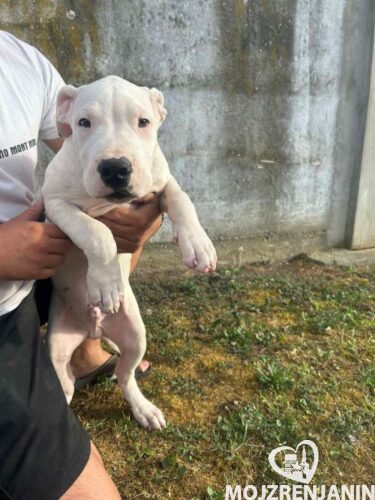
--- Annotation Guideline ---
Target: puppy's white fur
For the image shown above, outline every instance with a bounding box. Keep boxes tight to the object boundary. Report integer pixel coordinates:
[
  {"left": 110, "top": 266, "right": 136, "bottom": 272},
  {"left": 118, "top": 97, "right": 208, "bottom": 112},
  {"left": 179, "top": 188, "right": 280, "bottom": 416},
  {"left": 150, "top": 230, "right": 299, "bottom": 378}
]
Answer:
[{"left": 43, "top": 76, "right": 217, "bottom": 429}]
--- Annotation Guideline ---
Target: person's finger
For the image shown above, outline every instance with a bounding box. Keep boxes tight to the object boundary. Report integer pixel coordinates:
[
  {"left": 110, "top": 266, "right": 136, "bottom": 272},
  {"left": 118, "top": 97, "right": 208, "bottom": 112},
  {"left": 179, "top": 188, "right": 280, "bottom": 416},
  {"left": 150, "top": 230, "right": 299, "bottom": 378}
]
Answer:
[
  {"left": 13, "top": 199, "right": 45, "bottom": 222},
  {"left": 133, "top": 200, "right": 161, "bottom": 219},
  {"left": 45, "top": 237, "right": 72, "bottom": 255},
  {"left": 44, "top": 223, "right": 71, "bottom": 240},
  {"left": 128, "top": 201, "right": 162, "bottom": 225},
  {"left": 97, "top": 214, "right": 132, "bottom": 227},
  {"left": 99, "top": 217, "right": 135, "bottom": 236},
  {"left": 101, "top": 194, "right": 160, "bottom": 224},
  {"left": 131, "top": 192, "right": 159, "bottom": 206}
]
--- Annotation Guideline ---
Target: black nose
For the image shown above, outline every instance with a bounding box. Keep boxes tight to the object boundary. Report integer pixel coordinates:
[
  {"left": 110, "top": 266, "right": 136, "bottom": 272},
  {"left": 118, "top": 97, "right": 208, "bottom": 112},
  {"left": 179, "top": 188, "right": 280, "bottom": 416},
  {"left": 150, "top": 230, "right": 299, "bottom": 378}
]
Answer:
[{"left": 97, "top": 157, "right": 133, "bottom": 190}]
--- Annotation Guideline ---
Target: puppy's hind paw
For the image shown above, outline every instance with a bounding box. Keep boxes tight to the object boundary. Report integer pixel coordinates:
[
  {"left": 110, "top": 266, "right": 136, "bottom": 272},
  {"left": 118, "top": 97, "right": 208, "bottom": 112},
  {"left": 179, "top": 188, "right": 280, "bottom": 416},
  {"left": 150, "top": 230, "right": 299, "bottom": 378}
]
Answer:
[{"left": 133, "top": 401, "right": 166, "bottom": 430}]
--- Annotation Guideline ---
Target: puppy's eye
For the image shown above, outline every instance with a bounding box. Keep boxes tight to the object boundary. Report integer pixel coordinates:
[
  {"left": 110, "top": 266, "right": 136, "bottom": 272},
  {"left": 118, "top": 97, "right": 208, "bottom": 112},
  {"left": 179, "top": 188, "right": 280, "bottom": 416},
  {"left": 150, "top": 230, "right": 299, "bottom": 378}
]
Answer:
[
  {"left": 78, "top": 118, "right": 91, "bottom": 128},
  {"left": 138, "top": 118, "right": 150, "bottom": 128}
]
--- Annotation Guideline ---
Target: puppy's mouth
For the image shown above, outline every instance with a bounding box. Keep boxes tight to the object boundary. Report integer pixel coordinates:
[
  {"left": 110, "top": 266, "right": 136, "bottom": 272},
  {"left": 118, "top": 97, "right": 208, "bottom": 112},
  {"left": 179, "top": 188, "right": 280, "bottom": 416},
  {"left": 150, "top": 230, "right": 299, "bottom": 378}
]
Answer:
[{"left": 105, "top": 190, "right": 136, "bottom": 203}]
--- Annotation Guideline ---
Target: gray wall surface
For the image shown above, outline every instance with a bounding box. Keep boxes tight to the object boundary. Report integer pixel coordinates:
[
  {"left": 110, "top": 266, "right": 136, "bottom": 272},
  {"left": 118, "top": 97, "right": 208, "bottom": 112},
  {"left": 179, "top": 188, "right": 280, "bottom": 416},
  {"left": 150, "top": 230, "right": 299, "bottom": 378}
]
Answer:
[{"left": 1, "top": 1, "right": 374, "bottom": 252}]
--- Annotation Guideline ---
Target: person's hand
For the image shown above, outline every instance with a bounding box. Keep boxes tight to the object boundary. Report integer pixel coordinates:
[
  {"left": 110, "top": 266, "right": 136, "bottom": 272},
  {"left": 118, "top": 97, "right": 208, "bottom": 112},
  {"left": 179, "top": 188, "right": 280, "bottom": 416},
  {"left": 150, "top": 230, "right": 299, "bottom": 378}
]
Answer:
[
  {"left": 0, "top": 200, "right": 72, "bottom": 280},
  {"left": 97, "top": 193, "right": 163, "bottom": 253}
]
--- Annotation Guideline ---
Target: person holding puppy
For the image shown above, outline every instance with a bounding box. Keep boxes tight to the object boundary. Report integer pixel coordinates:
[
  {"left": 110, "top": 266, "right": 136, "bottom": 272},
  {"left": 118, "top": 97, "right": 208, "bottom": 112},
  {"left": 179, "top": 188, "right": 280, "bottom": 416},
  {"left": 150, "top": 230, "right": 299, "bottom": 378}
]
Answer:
[{"left": 0, "top": 30, "right": 160, "bottom": 499}]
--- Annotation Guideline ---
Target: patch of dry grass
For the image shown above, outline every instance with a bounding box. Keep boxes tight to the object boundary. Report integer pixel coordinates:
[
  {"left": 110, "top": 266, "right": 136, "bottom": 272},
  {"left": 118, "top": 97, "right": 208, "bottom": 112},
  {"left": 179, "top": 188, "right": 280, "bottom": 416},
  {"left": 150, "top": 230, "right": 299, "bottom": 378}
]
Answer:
[{"left": 71, "top": 258, "right": 375, "bottom": 498}]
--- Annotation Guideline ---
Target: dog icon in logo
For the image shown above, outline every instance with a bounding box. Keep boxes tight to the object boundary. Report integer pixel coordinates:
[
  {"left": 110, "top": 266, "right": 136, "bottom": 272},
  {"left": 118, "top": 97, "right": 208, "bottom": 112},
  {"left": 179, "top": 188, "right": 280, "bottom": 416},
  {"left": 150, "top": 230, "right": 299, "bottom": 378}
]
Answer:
[{"left": 268, "top": 440, "right": 319, "bottom": 484}]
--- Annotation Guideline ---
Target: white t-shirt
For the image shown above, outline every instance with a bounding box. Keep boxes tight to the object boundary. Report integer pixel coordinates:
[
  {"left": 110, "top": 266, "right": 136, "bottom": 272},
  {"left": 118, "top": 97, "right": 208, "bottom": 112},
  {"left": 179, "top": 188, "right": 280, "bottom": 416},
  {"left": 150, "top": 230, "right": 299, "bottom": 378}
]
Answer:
[{"left": 0, "top": 31, "right": 64, "bottom": 315}]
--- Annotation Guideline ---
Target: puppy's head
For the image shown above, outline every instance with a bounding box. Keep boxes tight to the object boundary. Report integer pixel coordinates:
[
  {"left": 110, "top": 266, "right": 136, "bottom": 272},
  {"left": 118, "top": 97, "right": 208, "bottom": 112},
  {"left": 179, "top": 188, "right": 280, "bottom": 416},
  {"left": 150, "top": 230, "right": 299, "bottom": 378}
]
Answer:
[{"left": 56, "top": 76, "right": 167, "bottom": 201}]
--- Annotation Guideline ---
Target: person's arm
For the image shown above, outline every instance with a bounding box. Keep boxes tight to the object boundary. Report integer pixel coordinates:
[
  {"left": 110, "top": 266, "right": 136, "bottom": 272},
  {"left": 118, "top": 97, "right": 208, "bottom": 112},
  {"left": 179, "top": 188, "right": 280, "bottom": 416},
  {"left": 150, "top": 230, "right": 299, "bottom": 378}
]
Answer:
[{"left": 43, "top": 139, "right": 163, "bottom": 254}]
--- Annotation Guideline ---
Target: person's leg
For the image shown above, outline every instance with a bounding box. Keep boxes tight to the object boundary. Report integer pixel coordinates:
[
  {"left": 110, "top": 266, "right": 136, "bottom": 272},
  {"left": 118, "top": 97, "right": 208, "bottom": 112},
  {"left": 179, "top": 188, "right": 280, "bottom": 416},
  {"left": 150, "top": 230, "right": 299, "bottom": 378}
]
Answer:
[
  {"left": 70, "top": 337, "right": 116, "bottom": 378},
  {"left": 0, "top": 289, "right": 113, "bottom": 499},
  {"left": 61, "top": 442, "right": 120, "bottom": 500}
]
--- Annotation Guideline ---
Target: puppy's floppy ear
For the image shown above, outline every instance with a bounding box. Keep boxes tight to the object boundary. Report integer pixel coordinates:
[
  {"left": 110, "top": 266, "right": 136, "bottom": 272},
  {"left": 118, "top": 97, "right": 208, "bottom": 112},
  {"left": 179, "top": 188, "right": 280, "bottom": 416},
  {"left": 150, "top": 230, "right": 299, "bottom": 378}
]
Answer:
[
  {"left": 149, "top": 88, "right": 167, "bottom": 124},
  {"left": 56, "top": 85, "right": 77, "bottom": 137}
]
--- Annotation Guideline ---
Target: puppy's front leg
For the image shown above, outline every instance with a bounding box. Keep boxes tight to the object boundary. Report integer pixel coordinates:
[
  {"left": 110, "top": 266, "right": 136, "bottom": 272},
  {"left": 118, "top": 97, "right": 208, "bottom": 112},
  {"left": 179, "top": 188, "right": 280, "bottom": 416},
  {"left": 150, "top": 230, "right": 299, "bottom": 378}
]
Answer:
[
  {"left": 44, "top": 198, "right": 124, "bottom": 313},
  {"left": 160, "top": 176, "right": 217, "bottom": 272}
]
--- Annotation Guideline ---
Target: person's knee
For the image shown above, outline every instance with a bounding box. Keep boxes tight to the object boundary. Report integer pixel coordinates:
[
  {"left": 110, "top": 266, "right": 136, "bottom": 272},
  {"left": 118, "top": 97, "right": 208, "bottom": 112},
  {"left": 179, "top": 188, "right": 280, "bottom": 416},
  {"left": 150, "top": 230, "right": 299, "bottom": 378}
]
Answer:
[{"left": 61, "top": 442, "right": 120, "bottom": 500}]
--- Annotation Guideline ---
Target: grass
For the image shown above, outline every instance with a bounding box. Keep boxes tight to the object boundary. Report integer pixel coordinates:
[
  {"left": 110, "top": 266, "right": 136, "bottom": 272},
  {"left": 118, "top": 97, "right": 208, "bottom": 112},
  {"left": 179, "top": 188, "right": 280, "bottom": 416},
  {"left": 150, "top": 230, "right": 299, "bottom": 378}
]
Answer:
[{"left": 71, "top": 257, "right": 375, "bottom": 498}]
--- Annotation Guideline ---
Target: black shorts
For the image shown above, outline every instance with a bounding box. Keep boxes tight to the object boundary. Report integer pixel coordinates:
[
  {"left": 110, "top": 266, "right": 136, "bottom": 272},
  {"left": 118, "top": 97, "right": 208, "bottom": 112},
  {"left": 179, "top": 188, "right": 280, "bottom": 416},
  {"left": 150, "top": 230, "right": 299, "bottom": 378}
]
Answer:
[{"left": 0, "top": 281, "right": 90, "bottom": 500}]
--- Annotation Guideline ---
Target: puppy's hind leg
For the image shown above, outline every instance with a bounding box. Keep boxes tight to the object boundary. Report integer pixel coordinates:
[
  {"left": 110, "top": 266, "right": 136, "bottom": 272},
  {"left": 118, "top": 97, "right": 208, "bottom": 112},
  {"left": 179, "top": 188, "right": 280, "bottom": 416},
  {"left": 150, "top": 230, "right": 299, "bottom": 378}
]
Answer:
[
  {"left": 47, "top": 296, "right": 89, "bottom": 404},
  {"left": 102, "top": 285, "right": 166, "bottom": 430}
]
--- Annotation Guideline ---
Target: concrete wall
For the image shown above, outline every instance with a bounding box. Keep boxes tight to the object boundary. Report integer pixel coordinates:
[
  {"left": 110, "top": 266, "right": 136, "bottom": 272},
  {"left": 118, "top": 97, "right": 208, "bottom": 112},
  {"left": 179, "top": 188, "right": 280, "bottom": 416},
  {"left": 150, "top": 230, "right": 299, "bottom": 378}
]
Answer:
[
  {"left": 350, "top": 29, "right": 375, "bottom": 250},
  {"left": 1, "top": 1, "right": 374, "bottom": 255},
  {"left": 329, "top": 0, "right": 374, "bottom": 248}
]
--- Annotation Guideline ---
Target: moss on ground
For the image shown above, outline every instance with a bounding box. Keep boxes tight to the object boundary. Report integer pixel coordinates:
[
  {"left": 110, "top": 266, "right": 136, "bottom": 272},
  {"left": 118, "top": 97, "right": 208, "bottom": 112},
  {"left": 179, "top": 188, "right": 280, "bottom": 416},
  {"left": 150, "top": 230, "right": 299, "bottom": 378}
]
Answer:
[{"left": 72, "top": 258, "right": 375, "bottom": 498}]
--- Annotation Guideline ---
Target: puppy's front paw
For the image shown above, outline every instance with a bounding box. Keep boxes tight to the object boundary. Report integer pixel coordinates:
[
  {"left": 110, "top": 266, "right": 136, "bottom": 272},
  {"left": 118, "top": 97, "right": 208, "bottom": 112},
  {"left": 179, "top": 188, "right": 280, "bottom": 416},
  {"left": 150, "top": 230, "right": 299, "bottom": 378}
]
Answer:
[
  {"left": 87, "top": 260, "right": 124, "bottom": 314},
  {"left": 176, "top": 226, "right": 217, "bottom": 273}
]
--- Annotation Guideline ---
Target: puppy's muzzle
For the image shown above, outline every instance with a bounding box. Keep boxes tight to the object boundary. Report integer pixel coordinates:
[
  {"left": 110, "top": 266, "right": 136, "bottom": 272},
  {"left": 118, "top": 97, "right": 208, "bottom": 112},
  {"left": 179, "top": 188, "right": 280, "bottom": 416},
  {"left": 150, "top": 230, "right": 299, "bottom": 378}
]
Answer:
[{"left": 97, "top": 157, "right": 133, "bottom": 190}]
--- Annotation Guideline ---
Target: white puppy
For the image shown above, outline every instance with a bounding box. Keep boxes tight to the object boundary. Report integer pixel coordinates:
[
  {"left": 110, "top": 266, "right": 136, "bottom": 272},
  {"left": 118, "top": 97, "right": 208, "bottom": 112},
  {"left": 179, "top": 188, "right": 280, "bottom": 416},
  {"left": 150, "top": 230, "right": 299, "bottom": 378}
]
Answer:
[{"left": 42, "top": 76, "right": 216, "bottom": 430}]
